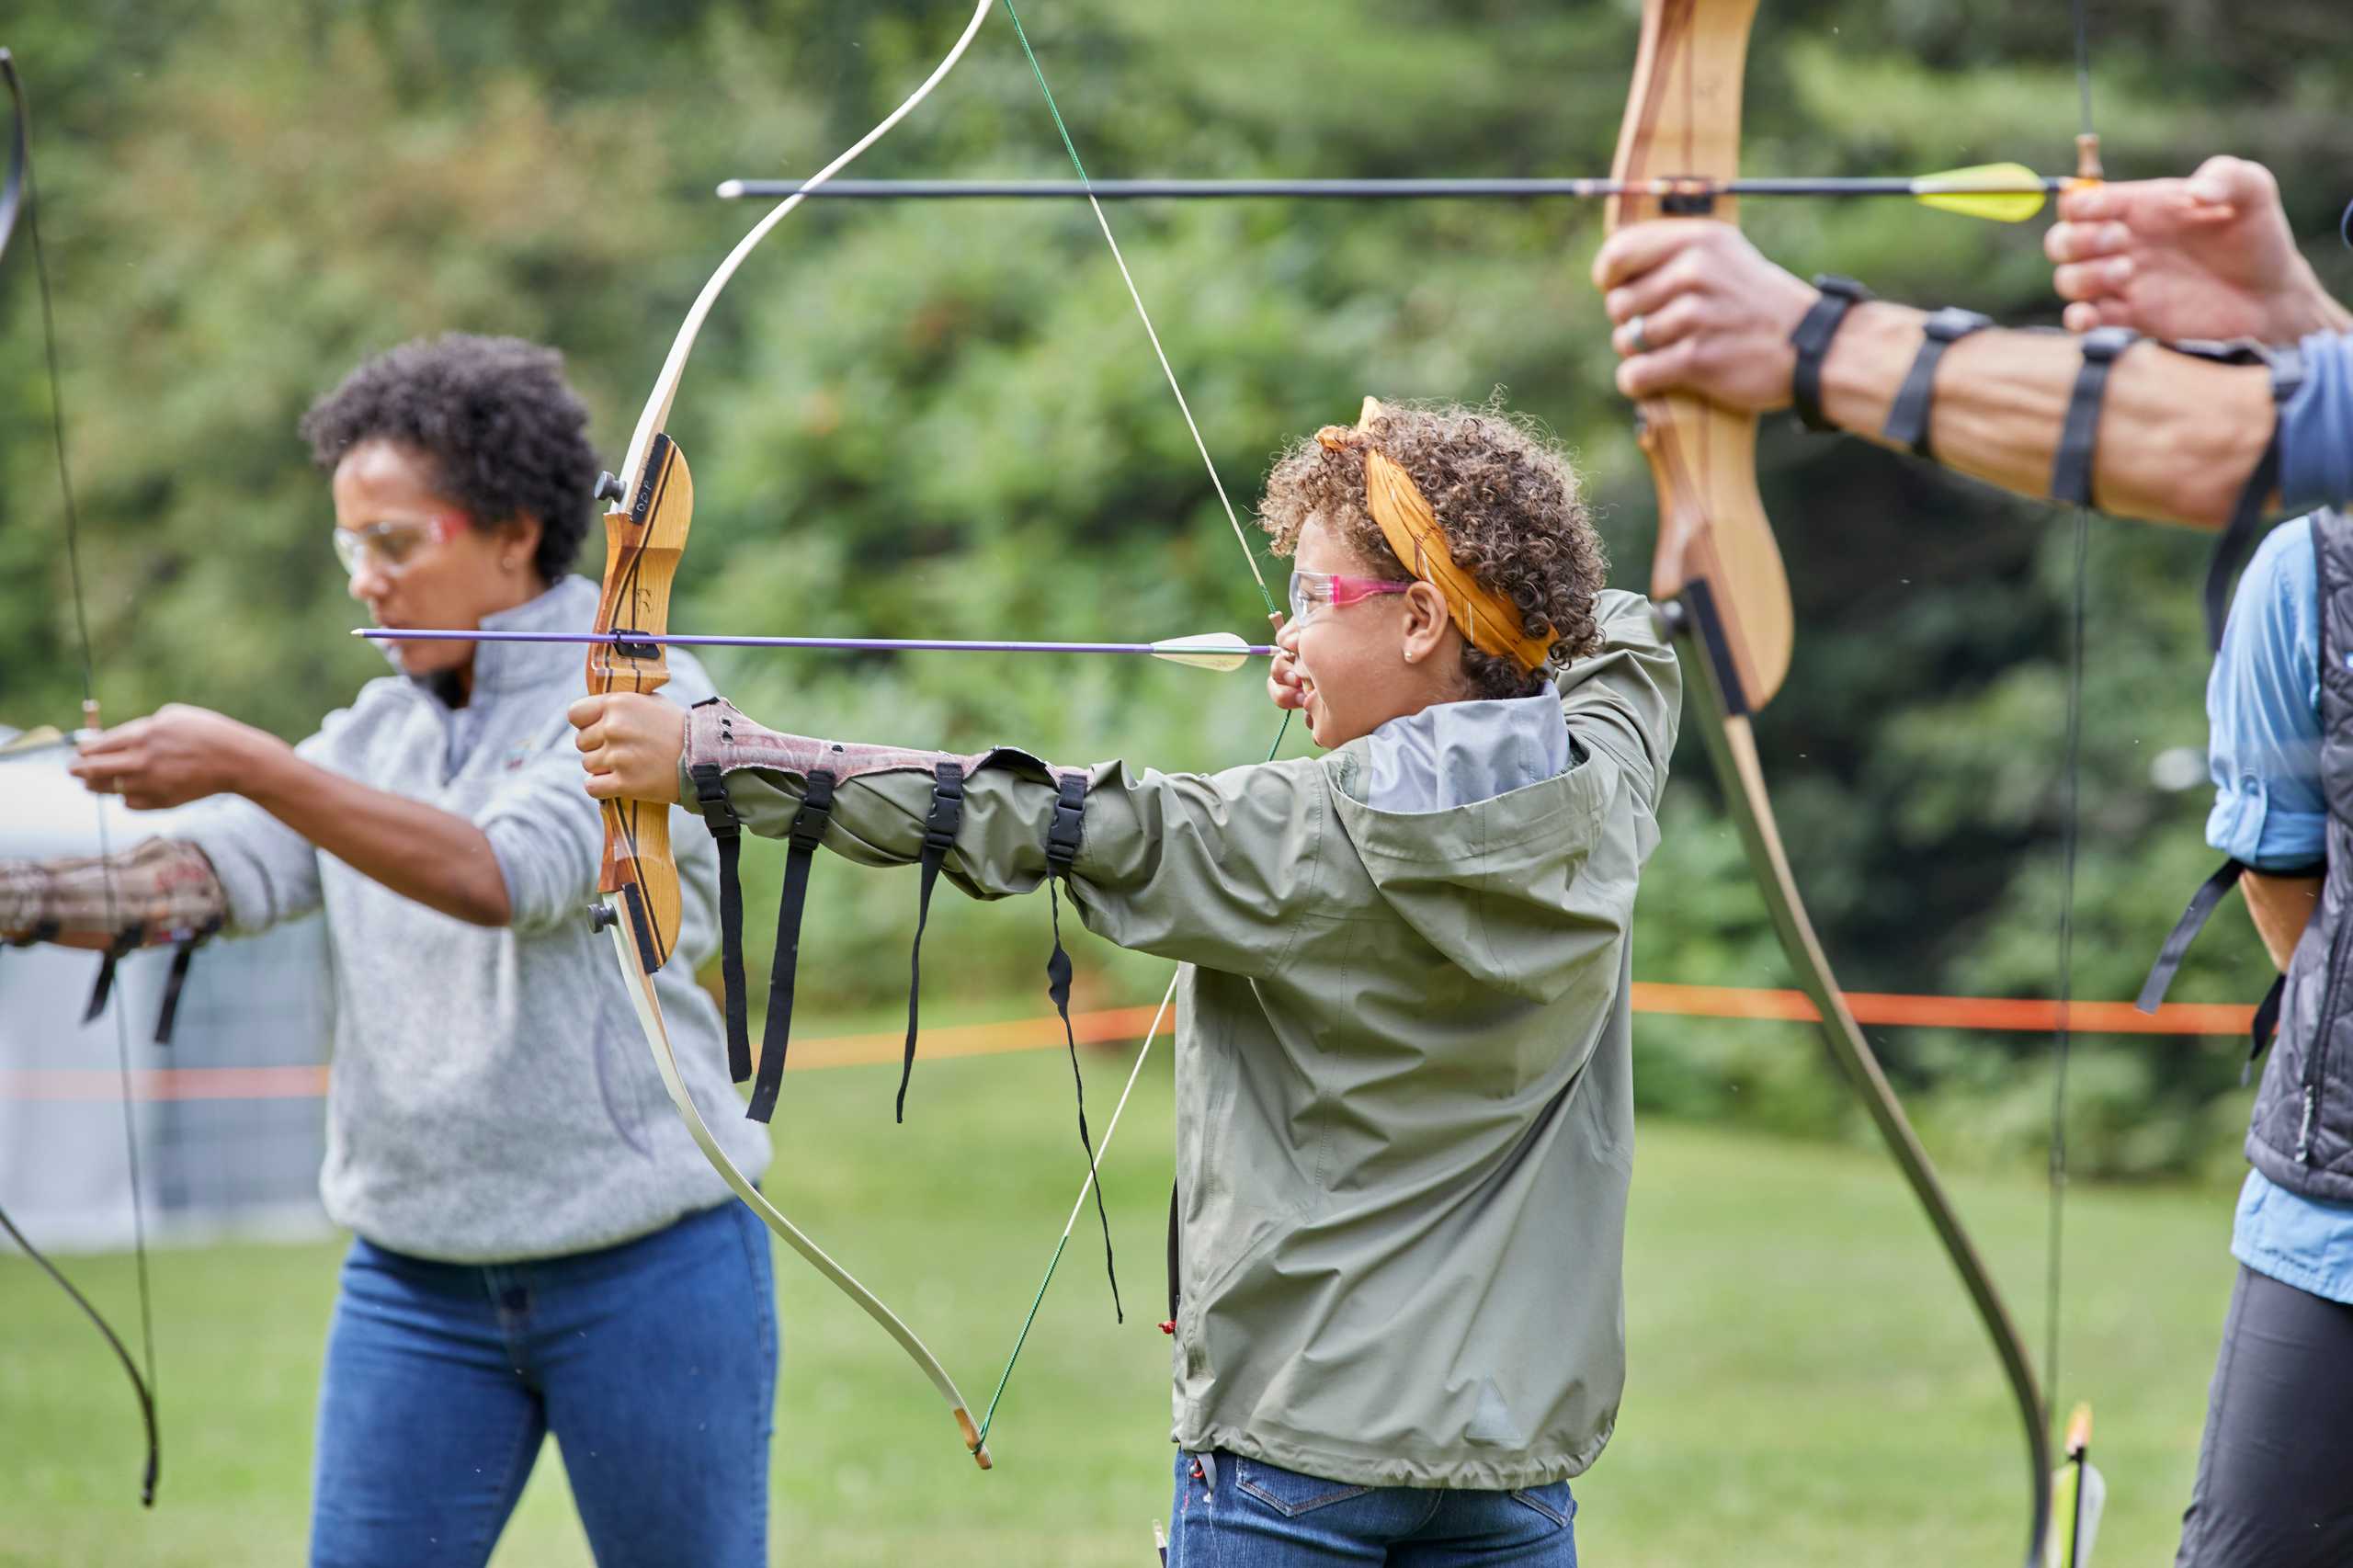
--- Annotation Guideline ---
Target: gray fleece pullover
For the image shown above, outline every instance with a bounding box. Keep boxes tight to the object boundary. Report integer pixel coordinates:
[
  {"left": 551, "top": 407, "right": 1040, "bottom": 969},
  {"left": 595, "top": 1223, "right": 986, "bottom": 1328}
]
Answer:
[{"left": 180, "top": 575, "right": 763, "bottom": 1262}]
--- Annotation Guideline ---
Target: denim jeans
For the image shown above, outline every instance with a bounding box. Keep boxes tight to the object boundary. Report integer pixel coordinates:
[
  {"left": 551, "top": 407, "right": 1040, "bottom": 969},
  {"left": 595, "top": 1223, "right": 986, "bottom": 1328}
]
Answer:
[
  {"left": 309, "top": 1201, "right": 776, "bottom": 1568},
  {"left": 1168, "top": 1449, "right": 1577, "bottom": 1565}
]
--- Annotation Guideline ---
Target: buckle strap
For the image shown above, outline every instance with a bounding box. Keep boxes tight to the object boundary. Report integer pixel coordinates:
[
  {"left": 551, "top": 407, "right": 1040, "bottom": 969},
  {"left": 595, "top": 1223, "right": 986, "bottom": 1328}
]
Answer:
[
  {"left": 691, "top": 763, "right": 753, "bottom": 1084},
  {"left": 2050, "top": 326, "right": 2141, "bottom": 506},
  {"left": 1789, "top": 275, "right": 1875, "bottom": 433},
  {"left": 1881, "top": 306, "right": 1991, "bottom": 459},
  {"left": 152, "top": 916, "right": 222, "bottom": 1047},
  {"left": 898, "top": 762, "right": 967, "bottom": 1124},
  {"left": 1042, "top": 772, "right": 1118, "bottom": 1319},
  {"left": 2247, "top": 972, "right": 2288, "bottom": 1087},
  {"left": 746, "top": 769, "right": 836, "bottom": 1124},
  {"left": 83, "top": 922, "right": 147, "bottom": 1025},
  {"left": 2136, "top": 858, "right": 2248, "bottom": 1014}
]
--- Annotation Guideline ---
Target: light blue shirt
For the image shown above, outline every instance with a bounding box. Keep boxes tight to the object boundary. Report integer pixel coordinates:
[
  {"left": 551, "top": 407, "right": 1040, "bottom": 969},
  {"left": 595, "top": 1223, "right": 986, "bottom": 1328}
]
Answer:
[
  {"left": 2207, "top": 515, "right": 2353, "bottom": 1302},
  {"left": 2278, "top": 331, "right": 2353, "bottom": 515}
]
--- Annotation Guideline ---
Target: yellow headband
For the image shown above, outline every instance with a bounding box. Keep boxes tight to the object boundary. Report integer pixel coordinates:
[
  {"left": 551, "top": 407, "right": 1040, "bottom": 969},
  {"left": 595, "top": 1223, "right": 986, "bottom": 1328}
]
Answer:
[{"left": 1313, "top": 398, "right": 1553, "bottom": 674}]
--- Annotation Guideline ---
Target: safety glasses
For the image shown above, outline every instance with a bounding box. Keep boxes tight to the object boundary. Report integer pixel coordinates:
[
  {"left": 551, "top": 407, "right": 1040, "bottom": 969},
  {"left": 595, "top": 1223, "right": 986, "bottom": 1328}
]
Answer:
[
  {"left": 332, "top": 514, "right": 465, "bottom": 578},
  {"left": 1285, "top": 569, "right": 1414, "bottom": 628}
]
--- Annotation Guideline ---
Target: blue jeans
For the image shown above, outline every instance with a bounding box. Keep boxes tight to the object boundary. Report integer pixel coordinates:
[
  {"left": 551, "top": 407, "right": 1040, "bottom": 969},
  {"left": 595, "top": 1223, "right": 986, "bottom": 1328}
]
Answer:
[
  {"left": 309, "top": 1202, "right": 776, "bottom": 1568},
  {"left": 1168, "top": 1449, "right": 1577, "bottom": 1566}
]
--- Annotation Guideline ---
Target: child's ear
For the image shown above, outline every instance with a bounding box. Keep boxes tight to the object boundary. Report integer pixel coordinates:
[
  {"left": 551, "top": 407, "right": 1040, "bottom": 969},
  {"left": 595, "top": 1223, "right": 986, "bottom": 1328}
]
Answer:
[{"left": 1399, "top": 580, "right": 1454, "bottom": 665}]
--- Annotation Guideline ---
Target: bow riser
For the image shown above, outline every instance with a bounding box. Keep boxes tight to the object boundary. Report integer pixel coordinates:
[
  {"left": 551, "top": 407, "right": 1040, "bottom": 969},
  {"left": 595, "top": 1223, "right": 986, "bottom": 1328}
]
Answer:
[
  {"left": 1608, "top": 0, "right": 1792, "bottom": 711},
  {"left": 588, "top": 433, "right": 692, "bottom": 972}
]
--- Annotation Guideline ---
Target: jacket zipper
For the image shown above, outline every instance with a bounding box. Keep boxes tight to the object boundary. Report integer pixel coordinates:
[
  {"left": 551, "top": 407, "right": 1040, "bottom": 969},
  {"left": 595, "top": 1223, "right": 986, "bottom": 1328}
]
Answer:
[{"left": 2302, "top": 895, "right": 2353, "bottom": 1165}]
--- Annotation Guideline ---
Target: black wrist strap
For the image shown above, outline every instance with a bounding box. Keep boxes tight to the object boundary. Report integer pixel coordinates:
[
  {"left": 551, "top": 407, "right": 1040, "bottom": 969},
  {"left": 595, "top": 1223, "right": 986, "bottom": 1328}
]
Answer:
[
  {"left": 2050, "top": 326, "right": 2142, "bottom": 506},
  {"left": 1883, "top": 307, "right": 1993, "bottom": 458},
  {"left": 1790, "top": 276, "right": 1875, "bottom": 432},
  {"left": 897, "top": 761, "right": 966, "bottom": 1123}
]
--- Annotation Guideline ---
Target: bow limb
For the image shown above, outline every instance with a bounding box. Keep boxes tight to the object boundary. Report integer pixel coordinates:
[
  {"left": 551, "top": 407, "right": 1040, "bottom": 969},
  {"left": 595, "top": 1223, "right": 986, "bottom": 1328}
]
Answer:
[
  {"left": 610, "top": 0, "right": 995, "bottom": 495},
  {"left": 584, "top": 2, "right": 997, "bottom": 1470},
  {"left": 1609, "top": 4, "right": 2049, "bottom": 1562},
  {"left": 604, "top": 922, "right": 992, "bottom": 1468},
  {"left": 0, "top": 46, "right": 162, "bottom": 1508}
]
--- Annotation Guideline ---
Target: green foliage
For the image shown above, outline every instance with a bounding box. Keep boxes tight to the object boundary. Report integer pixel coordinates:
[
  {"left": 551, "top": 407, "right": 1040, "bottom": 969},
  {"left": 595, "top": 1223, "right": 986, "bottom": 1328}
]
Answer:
[{"left": 4, "top": 0, "right": 2346, "bottom": 1173}]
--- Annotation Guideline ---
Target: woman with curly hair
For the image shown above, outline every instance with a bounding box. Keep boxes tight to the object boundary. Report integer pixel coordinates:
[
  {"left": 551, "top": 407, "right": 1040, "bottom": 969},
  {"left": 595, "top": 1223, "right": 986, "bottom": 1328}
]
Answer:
[
  {"left": 1, "top": 335, "right": 770, "bottom": 1567},
  {"left": 569, "top": 395, "right": 1679, "bottom": 1566}
]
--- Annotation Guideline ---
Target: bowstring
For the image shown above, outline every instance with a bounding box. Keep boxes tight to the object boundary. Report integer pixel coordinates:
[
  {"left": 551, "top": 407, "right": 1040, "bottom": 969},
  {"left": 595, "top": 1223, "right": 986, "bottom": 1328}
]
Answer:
[
  {"left": 977, "top": 0, "right": 1292, "bottom": 1447},
  {"left": 3, "top": 50, "right": 162, "bottom": 1505},
  {"left": 2043, "top": 0, "right": 2101, "bottom": 1467}
]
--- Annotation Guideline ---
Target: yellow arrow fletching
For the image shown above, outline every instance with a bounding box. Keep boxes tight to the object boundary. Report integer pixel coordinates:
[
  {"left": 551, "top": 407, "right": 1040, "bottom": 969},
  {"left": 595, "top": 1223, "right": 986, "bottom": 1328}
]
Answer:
[
  {"left": 1910, "top": 163, "right": 2051, "bottom": 223},
  {"left": 1148, "top": 632, "right": 1253, "bottom": 672}
]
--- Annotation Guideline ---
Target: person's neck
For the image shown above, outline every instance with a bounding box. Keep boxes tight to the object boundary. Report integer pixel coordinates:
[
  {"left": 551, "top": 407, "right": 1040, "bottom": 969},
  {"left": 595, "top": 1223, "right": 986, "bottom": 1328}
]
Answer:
[{"left": 448, "top": 574, "right": 552, "bottom": 708}]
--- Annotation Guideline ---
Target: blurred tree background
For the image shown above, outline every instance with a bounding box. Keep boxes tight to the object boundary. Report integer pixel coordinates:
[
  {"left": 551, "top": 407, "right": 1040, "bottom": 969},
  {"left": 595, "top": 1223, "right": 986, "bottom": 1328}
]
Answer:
[{"left": 4, "top": 0, "right": 2347, "bottom": 1182}]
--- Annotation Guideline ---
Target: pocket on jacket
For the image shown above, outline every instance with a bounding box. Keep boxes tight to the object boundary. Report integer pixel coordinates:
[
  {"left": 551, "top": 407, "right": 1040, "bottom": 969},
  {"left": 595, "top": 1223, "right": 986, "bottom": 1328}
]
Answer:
[{"left": 1233, "top": 1457, "right": 1373, "bottom": 1518}]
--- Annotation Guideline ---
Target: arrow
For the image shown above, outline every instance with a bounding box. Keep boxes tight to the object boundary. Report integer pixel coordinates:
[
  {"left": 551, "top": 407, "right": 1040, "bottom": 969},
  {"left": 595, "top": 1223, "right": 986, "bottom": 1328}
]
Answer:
[
  {"left": 717, "top": 163, "right": 2065, "bottom": 222},
  {"left": 356, "top": 627, "right": 1272, "bottom": 672}
]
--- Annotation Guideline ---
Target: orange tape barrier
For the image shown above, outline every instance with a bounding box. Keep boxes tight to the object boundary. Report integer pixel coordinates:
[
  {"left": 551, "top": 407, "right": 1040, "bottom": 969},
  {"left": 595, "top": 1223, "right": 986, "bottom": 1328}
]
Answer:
[{"left": 0, "top": 984, "right": 2256, "bottom": 1103}]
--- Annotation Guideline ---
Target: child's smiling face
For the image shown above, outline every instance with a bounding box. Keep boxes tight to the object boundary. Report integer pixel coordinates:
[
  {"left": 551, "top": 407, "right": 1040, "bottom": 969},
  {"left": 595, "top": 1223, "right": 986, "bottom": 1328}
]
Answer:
[{"left": 1277, "top": 516, "right": 1469, "bottom": 747}]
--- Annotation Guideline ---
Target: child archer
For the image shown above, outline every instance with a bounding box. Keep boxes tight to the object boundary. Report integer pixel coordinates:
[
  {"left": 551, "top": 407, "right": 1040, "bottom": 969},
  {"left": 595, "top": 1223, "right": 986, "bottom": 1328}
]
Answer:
[{"left": 568, "top": 396, "right": 1678, "bottom": 1565}]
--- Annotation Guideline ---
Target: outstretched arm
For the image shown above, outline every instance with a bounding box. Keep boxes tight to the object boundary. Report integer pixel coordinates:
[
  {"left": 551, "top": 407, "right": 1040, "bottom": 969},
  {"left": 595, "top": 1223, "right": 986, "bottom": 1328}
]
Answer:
[
  {"left": 74, "top": 704, "right": 516, "bottom": 926},
  {"left": 1592, "top": 219, "right": 2282, "bottom": 530}
]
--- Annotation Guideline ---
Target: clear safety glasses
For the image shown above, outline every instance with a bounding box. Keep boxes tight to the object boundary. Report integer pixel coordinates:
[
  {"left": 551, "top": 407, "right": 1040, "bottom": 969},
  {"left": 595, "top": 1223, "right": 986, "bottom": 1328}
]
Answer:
[
  {"left": 332, "top": 514, "right": 464, "bottom": 579},
  {"left": 1285, "top": 569, "right": 1414, "bottom": 628}
]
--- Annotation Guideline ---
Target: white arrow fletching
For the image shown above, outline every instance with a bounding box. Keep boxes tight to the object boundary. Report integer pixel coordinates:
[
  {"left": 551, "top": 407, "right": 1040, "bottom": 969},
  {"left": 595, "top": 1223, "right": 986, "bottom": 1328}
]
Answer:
[{"left": 1148, "top": 631, "right": 1254, "bottom": 671}]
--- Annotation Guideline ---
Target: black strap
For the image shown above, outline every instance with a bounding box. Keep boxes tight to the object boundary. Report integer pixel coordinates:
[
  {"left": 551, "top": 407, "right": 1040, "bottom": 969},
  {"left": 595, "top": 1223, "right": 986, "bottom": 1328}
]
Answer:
[
  {"left": 151, "top": 917, "right": 221, "bottom": 1046},
  {"left": 1882, "top": 307, "right": 1992, "bottom": 459},
  {"left": 1165, "top": 1176, "right": 1182, "bottom": 1330},
  {"left": 2246, "top": 972, "right": 2289, "bottom": 1086},
  {"left": 1790, "top": 275, "right": 1875, "bottom": 433},
  {"left": 690, "top": 761, "right": 752, "bottom": 1085},
  {"left": 1043, "top": 773, "right": 1119, "bottom": 1319},
  {"left": 745, "top": 770, "right": 835, "bottom": 1124},
  {"left": 2136, "top": 858, "right": 2248, "bottom": 1014},
  {"left": 2198, "top": 347, "right": 2305, "bottom": 651},
  {"left": 2050, "top": 326, "right": 2142, "bottom": 506},
  {"left": 897, "top": 762, "right": 966, "bottom": 1123},
  {"left": 82, "top": 923, "right": 144, "bottom": 1025}
]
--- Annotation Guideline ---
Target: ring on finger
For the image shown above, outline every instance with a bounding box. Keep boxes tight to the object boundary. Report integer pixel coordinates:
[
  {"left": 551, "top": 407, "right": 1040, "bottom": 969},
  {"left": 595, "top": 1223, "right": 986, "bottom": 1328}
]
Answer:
[{"left": 1628, "top": 313, "right": 1652, "bottom": 354}]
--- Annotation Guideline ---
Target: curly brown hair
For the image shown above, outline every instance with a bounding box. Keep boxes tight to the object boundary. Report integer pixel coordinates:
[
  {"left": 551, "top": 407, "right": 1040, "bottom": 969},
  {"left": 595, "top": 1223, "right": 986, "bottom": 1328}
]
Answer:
[{"left": 1256, "top": 396, "right": 1608, "bottom": 699}]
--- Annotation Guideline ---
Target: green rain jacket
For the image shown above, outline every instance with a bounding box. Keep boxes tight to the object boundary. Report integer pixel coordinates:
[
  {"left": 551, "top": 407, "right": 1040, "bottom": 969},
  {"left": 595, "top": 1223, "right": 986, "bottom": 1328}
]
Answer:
[{"left": 678, "top": 589, "right": 1678, "bottom": 1490}]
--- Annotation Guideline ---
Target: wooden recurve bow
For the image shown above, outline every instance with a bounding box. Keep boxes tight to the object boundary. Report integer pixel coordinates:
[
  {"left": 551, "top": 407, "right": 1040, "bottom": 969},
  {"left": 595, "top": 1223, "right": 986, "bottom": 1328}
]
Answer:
[{"left": 1606, "top": 4, "right": 2052, "bottom": 1562}]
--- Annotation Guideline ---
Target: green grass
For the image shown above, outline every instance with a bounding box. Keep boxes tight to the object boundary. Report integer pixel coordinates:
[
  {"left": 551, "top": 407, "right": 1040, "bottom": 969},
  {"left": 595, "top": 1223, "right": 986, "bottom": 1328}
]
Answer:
[{"left": 0, "top": 1040, "right": 2235, "bottom": 1566}]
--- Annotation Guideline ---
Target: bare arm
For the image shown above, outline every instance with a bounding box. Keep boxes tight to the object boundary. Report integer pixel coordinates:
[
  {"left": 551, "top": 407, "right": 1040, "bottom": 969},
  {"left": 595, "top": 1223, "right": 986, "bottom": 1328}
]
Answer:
[
  {"left": 1594, "top": 220, "right": 2284, "bottom": 531},
  {"left": 72, "top": 704, "right": 514, "bottom": 926},
  {"left": 2240, "top": 870, "right": 2322, "bottom": 971},
  {"left": 1817, "top": 301, "right": 2278, "bottom": 529}
]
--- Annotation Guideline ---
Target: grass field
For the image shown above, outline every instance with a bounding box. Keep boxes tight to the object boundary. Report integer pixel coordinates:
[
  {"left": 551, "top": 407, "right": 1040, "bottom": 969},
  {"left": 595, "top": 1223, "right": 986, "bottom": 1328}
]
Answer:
[{"left": 0, "top": 1032, "right": 2236, "bottom": 1566}]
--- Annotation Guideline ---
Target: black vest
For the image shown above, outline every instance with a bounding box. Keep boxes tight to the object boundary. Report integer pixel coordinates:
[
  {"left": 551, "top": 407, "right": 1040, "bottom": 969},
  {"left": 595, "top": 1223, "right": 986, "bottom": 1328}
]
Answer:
[{"left": 2251, "top": 511, "right": 2353, "bottom": 1200}]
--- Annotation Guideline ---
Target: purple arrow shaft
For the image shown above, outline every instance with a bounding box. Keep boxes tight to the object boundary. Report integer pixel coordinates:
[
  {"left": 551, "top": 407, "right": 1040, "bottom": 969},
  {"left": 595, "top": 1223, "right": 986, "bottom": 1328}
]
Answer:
[{"left": 357, "top": 629, "right": 1275, "bottom": 656}]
